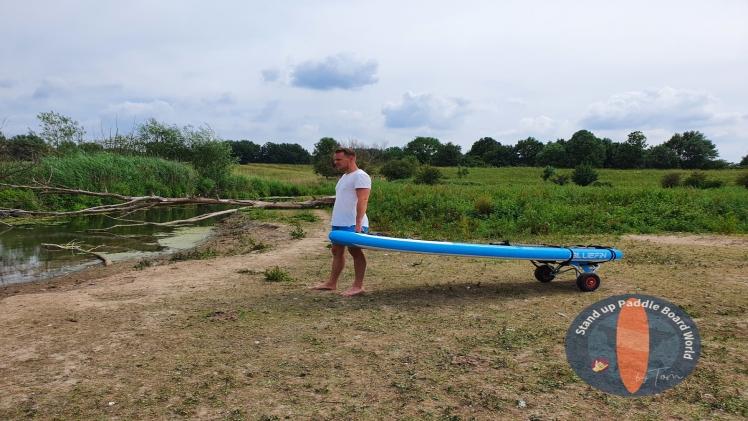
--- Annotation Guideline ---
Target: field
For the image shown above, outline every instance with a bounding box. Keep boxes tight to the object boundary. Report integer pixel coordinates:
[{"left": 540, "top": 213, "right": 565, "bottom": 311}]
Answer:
[
  {"left": 237, "top": 164, "right": 748, "bottom": 239},
  {"left": 0, "top": 164, "right": 746, "bottom": 419}
]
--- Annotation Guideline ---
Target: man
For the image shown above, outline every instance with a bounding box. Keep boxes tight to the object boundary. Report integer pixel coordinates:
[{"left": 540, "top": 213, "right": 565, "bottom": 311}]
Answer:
[{"left": 311, "top": 147, "right": 371, "bottom": 297}]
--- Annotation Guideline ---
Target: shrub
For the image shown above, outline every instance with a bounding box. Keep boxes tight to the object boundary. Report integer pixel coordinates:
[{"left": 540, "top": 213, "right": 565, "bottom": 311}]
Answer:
[
  {"left": 571, "top": 164, "right": 598, "bottom": 186},
  {"left": 684, "top": 171, "right": 724, "bottom": 189},
  {"left": 541, "top": 166, "right": 556, "bottom": 181},
  {"left": 456, "top": 166, "right": 469, "bottom": 178},
  {"left": 380, "top": 158, "right": 417, "bottom": 181},
  {"left": 474, "top": 196, "right": 494, "bottom": 216},
  {"left": 661, "top": 172, "right": 681, "bottom": 188},
  {"left": 735, "top": 172, "right": 748, "bottom": 189},
  {"left": 414, "top": 166, "right": 442, "bottom": 185},
  {"left": 551, "top": 174, "right": 570, "bottom": 185},
  {"left": 264, "top": 266, "right": 293, "bottom": 282}
]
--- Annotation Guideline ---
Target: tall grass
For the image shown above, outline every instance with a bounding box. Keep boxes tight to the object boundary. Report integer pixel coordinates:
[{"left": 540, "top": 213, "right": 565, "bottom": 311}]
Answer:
[
  {"left": 368, "top": 182, "right": 747, "bottom": 239},
  {"left": 0, "top": 153, "right": 328, "bottom": 211}
]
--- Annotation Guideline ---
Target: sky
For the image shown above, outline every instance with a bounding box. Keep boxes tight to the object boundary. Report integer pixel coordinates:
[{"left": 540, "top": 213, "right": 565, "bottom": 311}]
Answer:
[{"left": 1, "top": 0, "right": 747, "bottom": 161}]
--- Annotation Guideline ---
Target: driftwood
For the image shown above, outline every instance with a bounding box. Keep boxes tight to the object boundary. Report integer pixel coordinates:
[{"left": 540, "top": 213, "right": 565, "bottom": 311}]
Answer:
[
  {"left": 0, "top": 182, "right": 336, "bottom": 218},
  {"left": 41, "top": 241, "right": 112, "bottom": 266}
]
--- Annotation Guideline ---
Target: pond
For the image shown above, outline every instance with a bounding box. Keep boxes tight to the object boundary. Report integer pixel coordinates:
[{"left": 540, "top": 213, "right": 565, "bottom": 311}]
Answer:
[{"left": 0, "top": 204, "right": 234, "bottom": 285}]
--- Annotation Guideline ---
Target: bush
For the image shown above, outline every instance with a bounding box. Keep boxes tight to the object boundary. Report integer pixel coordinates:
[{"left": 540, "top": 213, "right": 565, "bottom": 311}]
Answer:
[
  {"left": 684, "top": 171, "right": 724, "bottom": 189},
  {"left": 414, "top": 166, "right": 443, "bottom": 184},
  {"left": 474, "top": 196, "right": 494, "bottom": 216},
  {"left": 380, "top": 158, "right": 417, "bottom": 181},
  {"left": 661, "top": 172, "right": 682, "bottom": 188},
  {"left": 456, "top": 166, "right": 469, "bottom": 178},
  {"left": 571, "top": 164, "right": 599, "bottom": 186},
  {"left": 736, "top": 172, "right": 748, "bottom": 189},
  {"left": 551, "top": 174, "right": 570, "bottom": 185},
  {"left": 541, "top": 166, "right": 556, "bottom": 181}
]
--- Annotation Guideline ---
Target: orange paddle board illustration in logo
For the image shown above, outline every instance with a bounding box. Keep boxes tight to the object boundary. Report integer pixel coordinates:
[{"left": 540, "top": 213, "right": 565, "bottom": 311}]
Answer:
[{"left": 616, "top": 297, "right": 650, "bottom": 394}]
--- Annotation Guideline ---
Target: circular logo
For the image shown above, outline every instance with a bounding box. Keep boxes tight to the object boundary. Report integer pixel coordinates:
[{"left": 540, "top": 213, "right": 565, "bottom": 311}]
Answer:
[{"left": 565, "top": 294, "right": 700, "bottom": 396}]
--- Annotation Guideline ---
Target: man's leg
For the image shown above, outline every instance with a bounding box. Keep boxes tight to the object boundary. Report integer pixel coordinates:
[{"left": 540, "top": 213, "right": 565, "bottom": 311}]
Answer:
[
  {"left": 341, "top": 246, "right": 366, "bottom": 296},
  {"left": 310, "top": 244, "right": 345, "bottom": 290}
]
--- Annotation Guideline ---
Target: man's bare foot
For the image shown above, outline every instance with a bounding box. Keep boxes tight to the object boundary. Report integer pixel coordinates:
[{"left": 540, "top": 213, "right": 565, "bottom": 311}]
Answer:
[
  {"left": 340, "top": 286, "right": 366, "bottom": 297},
  {"left": 309, "top": 282, "right": 336, "bottom": 291}
]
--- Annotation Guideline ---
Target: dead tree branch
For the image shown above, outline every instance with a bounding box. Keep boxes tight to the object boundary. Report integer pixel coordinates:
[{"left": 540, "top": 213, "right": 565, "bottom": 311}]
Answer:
[{"left": 41, "top": 241, "right": 112, "bottom": 266}]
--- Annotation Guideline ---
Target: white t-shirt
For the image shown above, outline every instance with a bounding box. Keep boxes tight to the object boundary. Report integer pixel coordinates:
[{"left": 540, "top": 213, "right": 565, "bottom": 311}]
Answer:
[{"left": 331, "top": 169, "right": 371, "bottom": 227}]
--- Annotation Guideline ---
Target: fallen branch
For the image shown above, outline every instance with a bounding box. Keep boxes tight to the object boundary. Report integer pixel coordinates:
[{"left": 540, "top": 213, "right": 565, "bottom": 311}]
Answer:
[
  {"left": 0, "top": 183, "right": 335, "bottom": 218},
  {"left": 41, "top": 241, "right": 112, "bottom": 266},
  {"left": 88, "top": 207, "right": 248, "bottom": 231}
]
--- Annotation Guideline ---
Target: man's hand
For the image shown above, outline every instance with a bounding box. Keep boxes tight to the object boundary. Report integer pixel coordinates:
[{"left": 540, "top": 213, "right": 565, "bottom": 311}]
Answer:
[{"left": 355, "top": 223, "right": 362, "bottom": 233}]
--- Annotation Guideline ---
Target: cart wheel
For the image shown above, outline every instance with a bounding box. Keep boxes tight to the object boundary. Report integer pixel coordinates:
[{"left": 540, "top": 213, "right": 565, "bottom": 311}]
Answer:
[
  {"left": 576, "top": 273, "right": 601, "bottom": 292},
  {"left": 534, "top": 265, "right": 555, "bottom": 283}
]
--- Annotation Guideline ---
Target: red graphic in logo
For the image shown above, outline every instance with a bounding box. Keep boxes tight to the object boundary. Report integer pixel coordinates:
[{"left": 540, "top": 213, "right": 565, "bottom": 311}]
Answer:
[{"left": 591, "top": 357, "right": 609, "bottom": 372}]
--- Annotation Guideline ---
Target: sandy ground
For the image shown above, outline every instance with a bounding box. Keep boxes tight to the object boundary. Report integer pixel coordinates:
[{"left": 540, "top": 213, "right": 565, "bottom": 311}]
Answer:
[{"left": 1, "top": 212, "right": 746, "bottom": 420}]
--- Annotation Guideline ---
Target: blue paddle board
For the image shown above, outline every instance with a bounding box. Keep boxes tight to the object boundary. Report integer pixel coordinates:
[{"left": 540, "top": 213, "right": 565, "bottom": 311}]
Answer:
[{"left": 328, "top": 231, "right": 623, "bottom": 263}]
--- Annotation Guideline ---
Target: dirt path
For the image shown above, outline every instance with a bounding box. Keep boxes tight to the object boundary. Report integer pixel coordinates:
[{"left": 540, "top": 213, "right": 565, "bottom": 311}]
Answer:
[{"left": 0, "top": 209, "right": 331, "bottom": 324}]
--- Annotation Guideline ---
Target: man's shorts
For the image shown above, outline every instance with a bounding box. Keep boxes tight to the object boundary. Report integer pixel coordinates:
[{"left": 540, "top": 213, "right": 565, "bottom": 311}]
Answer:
[{"left": 331, "top": 225, "right": 369, "bottom": 233}]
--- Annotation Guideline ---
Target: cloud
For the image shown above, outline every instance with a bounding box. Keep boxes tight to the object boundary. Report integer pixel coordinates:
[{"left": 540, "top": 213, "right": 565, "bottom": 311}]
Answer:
[
  {"left": 0, "top": 79, "right": 14, "bottom": 88},
  {"left": 382, "top": 92, "right": 469, "bottom": 129},
  {"left": 290, "top": 53, "right": 378, "bottom": 90},
  {"left": 102, "top": 99, "right": 175, "bottom": 119},
  {"left": 254, "top": 101, "right": 279, "bottom": 122},
  {"left": 580, "top": 87, "right": 740, "bottom": 130},
  {"left": 31, "top": 78, "right": 71, "bottom": 99},
  {"left": 261, "top": 68, "right": 280, "bottom": 82}
]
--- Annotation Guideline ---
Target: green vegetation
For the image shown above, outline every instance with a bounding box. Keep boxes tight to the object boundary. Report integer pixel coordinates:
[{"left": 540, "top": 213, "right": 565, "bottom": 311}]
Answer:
[
  {"left": 242, "top": 164, "right": 747, "bottom": 238},
  {"left": 263, "top": 266, "right": 293, "bottom": 282}
]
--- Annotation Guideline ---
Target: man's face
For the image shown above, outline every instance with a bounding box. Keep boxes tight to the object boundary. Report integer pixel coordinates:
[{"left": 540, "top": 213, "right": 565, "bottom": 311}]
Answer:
[{"left": 333, "top": 152, "right": 352, "bottom": 171}]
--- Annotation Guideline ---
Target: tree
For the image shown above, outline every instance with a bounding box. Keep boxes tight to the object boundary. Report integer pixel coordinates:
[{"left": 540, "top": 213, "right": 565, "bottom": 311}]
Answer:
[
  {"left": 230, "top": 140, "right": 262, "bottom": 164},
  {"left": 740, "top": 155, "right": 748, "bottom": 167},
  {"left": 565, "top": 130, "right": 606, "bottom": 167},
  {"left": 432, "top": 142, "right": 462, "bottom": 166},
  {"left": 664, "top": 131, "right": 718, "bottom": 169},
  {"left": 467, "top": 137, "right": 500, "bottom": 165},
  {"left": 382, "top": 146, "right": 405, "bottom": 161},
  {"left": 514, "top": 137, "right": 544, "bottom": 166},
  {"left": 404, "top": 137, "right": 441, "bottom": 164},
  {"left": 645, "top": 144, "right": 680, "bottom": 168},
  {"left": 136, "top": 118, "right": 189, "bottom": 161},
  {"left": 606, "top": 131, "right": 648, "bottom": 169},
  {"left": 37, "top": 111, "right": 86, "bottom": 148},
  {"left": 536, "top": 141, "right": 568, "bottom": 167},
  {"left": 312, "top": 137, "right": 340, "bottom": 177},
  {"left": 260, "top": 142, "right": 311, "bottom": 164},
  {"left": 483, "top": 143, "right": 515, "bottom": 167}
]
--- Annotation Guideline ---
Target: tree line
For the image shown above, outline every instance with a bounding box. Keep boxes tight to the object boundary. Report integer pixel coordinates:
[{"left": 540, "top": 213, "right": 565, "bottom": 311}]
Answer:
[{"left": 2, "top": 112, "right": 746, "bottom": 171}]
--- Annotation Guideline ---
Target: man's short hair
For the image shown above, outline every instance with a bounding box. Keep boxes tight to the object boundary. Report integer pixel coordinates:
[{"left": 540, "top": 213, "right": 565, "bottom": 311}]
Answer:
[{"left": 334, "top": 147, "right": 356, "bottom": 157}]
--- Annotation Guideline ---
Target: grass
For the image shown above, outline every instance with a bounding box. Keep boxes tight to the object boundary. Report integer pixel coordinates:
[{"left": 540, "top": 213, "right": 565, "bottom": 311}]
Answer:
[
  {"left": 2, "top": 226, "right": 745, "bottom": 419},
  {"left": 236, "top": 164, "right": 748, "bottom": 238}
]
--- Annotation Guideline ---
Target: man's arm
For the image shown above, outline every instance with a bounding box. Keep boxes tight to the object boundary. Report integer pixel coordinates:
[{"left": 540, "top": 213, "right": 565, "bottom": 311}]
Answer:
[{"left": 355, "top": 187, "right": 370, "bottom": 232}]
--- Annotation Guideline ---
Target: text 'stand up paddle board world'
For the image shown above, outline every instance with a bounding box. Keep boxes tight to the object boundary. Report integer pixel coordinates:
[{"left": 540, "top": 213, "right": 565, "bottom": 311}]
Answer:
[{"left": 328, "top": 231, "right": 623, "bottom": 263}]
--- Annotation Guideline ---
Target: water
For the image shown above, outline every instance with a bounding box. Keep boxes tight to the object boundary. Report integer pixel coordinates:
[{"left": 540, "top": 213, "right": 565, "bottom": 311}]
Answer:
[{"left": 0, "top": 204, "right": 233, "bottom": 285}]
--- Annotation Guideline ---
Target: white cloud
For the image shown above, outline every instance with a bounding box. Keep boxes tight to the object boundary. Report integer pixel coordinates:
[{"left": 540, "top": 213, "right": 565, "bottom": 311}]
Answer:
[
  {"left": 382, "top": 92, "right": 469, "bottom": 130},
  {"left": 102, "top": 100, "right": 174, "bottom": 119},
  {"left": 580, "top": 87, "right": 740, "bottom": 130}
]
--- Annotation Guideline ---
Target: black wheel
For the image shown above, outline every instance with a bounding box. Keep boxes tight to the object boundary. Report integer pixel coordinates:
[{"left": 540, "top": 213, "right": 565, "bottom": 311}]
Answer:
[
  {"left": 534, "top": 265, "right": 555, "bottom": 283},
  {"left": 576, "top": 273, "right": 601, "bottom": 292}
]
